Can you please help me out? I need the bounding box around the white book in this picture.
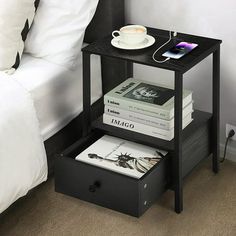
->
[104,78,193,120]
[75,135,168,179]
[103,113,193,141]
[104,102,193,130]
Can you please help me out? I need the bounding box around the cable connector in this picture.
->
[228,129,235,139]
[220,129,235,163]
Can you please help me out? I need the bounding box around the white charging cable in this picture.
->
[152,31,175,63]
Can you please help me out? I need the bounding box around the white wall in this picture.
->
[125,0,236,156]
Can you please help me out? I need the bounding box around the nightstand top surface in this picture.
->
[82,27,222,73]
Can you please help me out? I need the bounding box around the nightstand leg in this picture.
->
[212,46,220,173]
[82,52,91,137]
[100,58,133,94]
[174,72,183,213]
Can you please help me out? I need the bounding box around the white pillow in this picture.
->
[0,0,39,73]
[25,0,99,69]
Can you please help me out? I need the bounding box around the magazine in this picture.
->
[75,135,168,179]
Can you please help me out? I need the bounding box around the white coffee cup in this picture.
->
[112,25,147,45]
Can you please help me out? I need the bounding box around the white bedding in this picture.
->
[0,0,100,215]
[13,51,102,140]
[0,46,101,214]
[0,73,47,213]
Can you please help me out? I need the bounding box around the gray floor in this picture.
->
[0,158,236,236]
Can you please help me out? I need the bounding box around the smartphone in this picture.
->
[162,42,198,59]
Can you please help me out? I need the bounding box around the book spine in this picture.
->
[103,114,174,141]
[104,105,174,130]
[169,101,193,119]
[104,95,170,120]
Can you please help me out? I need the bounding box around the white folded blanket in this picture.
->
[0,73,47,213]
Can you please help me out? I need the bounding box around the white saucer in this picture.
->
[111,35,155,50]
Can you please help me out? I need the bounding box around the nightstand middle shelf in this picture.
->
[92,110,212,152]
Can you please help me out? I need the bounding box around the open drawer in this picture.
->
[55,132,170,217]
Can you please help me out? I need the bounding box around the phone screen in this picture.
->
[162,42,198,59]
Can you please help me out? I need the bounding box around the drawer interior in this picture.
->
[59,131,103,159]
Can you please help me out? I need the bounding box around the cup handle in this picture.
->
[112,30,120,38]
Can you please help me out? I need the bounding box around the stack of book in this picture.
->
[103,78,193,141]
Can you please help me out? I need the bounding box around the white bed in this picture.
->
[13,49,102,141]
[0,49,102,214]
[0,73,48,213]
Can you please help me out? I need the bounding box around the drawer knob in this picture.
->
[89,181,101,193]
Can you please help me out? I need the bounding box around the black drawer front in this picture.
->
[55,157,140,216]
[55,133,169,217]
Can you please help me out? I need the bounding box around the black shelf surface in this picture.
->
[82,27,222,73]
[92,110,212,152]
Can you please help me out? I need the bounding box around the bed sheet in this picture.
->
[13,51,102,141]
[0,73,47,214]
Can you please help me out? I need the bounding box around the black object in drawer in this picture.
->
[55,132,169,217]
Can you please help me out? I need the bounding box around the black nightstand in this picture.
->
[55,27,222,215]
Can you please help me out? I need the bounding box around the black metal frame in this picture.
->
[171,49,220,212]
[174,71,183,213]
[82,53,91,137]
[82,29,221,213]
[212,47,220,174]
